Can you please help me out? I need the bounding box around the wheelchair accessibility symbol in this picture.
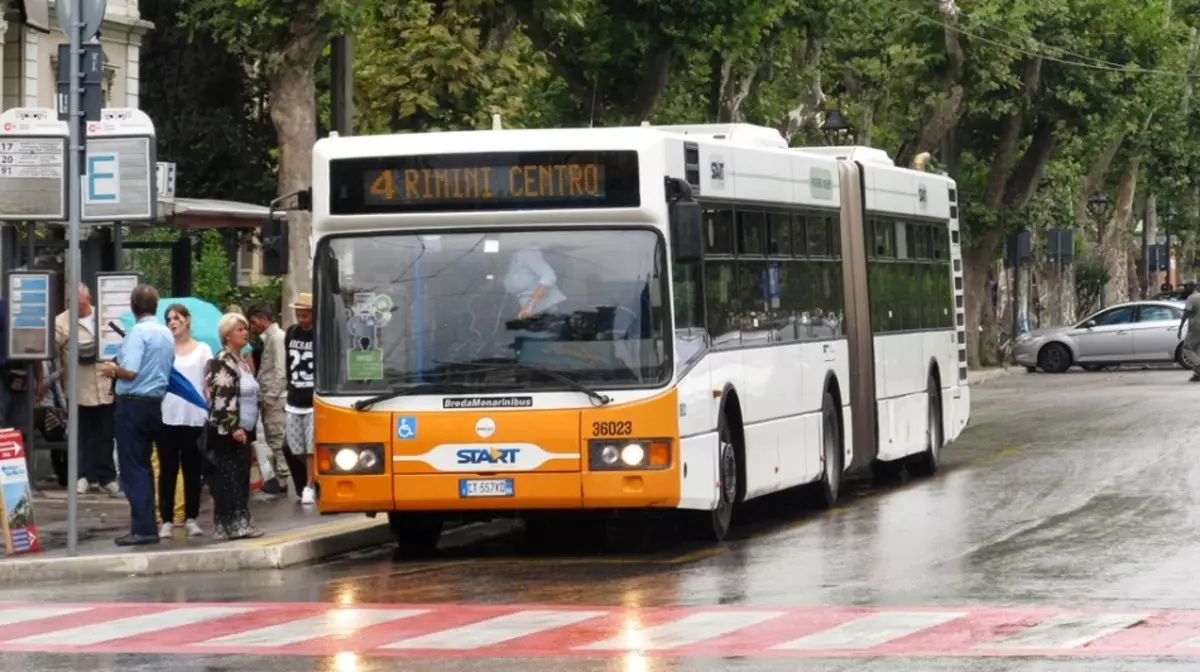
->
[396,416,417,440]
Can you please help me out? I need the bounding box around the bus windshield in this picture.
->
[315,228,673,396]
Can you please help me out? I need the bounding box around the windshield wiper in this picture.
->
[352,382,475,411]
[433,358,613,406]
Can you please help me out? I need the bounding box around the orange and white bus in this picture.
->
[305,122,971,555]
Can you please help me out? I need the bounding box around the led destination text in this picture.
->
[367,163,606,205]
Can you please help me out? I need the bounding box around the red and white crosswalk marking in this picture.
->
[0,602,1192,657]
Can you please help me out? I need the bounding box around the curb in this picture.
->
[0,516,449,583]
[967,367,1016,385]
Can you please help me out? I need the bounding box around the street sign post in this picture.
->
[0,109,68,221]
[5,271,54,361]
[83,109,157,223]
[55,42,103,123]
[63,0,91,558]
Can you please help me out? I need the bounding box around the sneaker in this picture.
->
[76,478,89,495]
[301,487,315,506]
[259,479,286,497]
[101,481,123,498]
[184,519,203,537]
[158,522,173,539]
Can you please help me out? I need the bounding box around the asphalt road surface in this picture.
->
[2,368,1199,671]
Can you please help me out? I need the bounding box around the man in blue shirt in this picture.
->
[99,284,175,546]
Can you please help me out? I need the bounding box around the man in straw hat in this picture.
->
[284,293,318,505]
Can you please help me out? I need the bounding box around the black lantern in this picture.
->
[819,108,853,146]
[1159,203,1177,221]
[1086,191,1110,220]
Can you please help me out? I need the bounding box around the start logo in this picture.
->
[456,447,519,465]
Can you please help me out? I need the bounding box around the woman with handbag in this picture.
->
[204,312,264,541]
[158,303,212,539]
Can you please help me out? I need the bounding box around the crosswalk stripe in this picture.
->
[773,611,967,650]
[199,609,427,647]
[7,607,253,646]
[578,611,784,651]
[383,610,606,650]
[0,607,91,626]
[975,613,1149,650]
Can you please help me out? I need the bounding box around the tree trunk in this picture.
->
[964,229,1003,366]
[1101,156,1141,307]
[268,63,318,325]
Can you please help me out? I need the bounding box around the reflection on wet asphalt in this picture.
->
[3,369,1200,671]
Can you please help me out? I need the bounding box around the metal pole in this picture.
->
[1167,217,1173,289]
[65,0,82,557]
[330,36,353,137]
[22,223,34,488]
[113,222,122,271]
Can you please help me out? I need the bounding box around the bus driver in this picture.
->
[504,245,567,319]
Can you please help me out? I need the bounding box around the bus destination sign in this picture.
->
[329,150,640,214]
[366,162,606,206]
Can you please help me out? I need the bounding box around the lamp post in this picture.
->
[1160,202,1177,290]
[1087,191,1112,306]
[819,108,854,146]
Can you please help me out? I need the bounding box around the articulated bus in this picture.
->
[305,122,971,554]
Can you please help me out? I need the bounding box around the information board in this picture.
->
[83,109,156,222]
[5,271,53,361]
[0,429,39,556]
[0,108,68,221]
[95,272,141,361]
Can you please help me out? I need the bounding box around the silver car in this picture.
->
[1013,300,1190,373]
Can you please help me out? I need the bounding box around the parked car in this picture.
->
[1014,300,1191,373]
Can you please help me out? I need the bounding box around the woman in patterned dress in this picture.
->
[205,313,265,541]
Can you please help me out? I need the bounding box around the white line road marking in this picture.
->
[200,609,428,647]
[7,607,252,646]
[976,613,1149,650]
[384,610,607,650]
[774,611,967,650]
[579,611,785,651]
[0,607,92,627]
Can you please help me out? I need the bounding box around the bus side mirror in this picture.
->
[261,216,288,276]
[669,199,703,263]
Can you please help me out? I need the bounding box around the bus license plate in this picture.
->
[459,478,514,498]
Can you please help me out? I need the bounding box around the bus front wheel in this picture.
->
[692,415,737,543]
[387,512,443,559]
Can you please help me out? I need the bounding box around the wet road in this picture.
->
[3,368,1200,671]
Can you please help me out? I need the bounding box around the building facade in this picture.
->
[2,0,151,112]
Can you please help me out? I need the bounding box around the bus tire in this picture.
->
[387,512,442,559]
[804,391,842,509]
[907,374,942,478]
[693,411,737,542]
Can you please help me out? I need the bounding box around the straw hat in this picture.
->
[291,292,313,310]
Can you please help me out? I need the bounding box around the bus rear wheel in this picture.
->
[803,391,841,509]
[387,512,443,559]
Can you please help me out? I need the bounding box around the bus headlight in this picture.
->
[588,439,671,471]
[318,443,386,475]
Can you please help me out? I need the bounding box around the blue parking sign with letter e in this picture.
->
[396,416,417,440]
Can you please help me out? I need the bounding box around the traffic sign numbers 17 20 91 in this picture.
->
[0,140,65,179]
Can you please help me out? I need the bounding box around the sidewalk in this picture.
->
[0,481,394,582]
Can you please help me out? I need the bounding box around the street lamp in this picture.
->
[1086,191,1110,220]
[819,108,854,146]
[1160,202,1177,290]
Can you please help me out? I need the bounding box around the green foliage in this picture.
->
[350,1,551,133]
[140,0,276,204]
[1074,256,1110,315]
[191,230,233,306]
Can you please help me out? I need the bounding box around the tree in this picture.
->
[179,0,373,323]
[349,1,549,133]
[140,0,276,204]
